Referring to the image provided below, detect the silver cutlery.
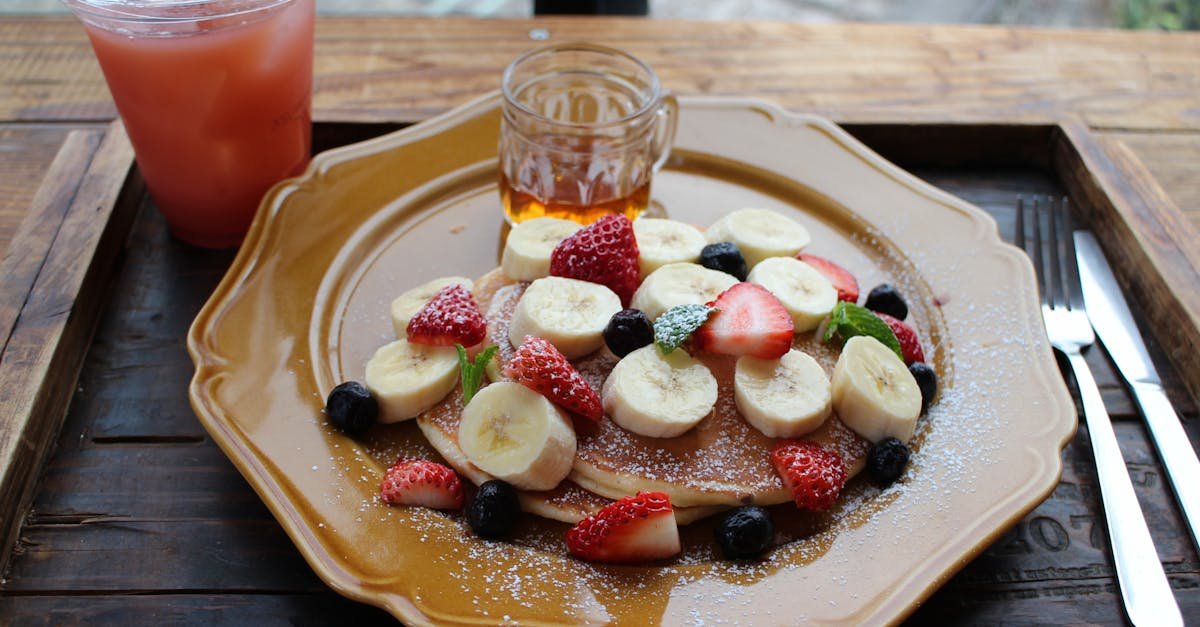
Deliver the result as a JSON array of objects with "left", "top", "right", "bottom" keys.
[
  {"left": 1075, "top": 230, "right": 1200, "bottom": 557},
  {"left": 1016, "top": 197, "right": 1182, "bottom": 627}
]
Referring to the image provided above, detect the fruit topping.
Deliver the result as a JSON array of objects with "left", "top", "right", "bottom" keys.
[
  {"left": 323, "top": 381, "right": 378, "bottom": 436},
  {"left": 908, "top": 361, "right": 938, "bottom": 414},
  {"left": 602, "top": 345, "right": 718, "bottom": 438},
  {"left": 380, "top": 459, "right": 464, "bottom": 510},
  {"left": 633, "top": 218, "right": 707, "bottom": 278},
  {"left": 734, "top": 349, "right": 832, "bottom": 438},
  {"left": 406, "top": 284, "right": 486, "bottom": 347},
  {"left": 550, "top": 214, "right": 641, "bottom": 305},
  {"left": 831, "top": 336, "right": 922, "bottom": 443},
  {"left": 771, "top": 440, "right": 847, "bottom": 512},
  {"left": 714, "top": 505, "right": 775, "bottom": 559},
  {"left": 798, "top": 253, "right": 859, "bottom": 303},
  {"left": 458, "top": 381, "right": 577, "bottom": 491},
  {"left": 501, "top": 217, "right": 582, "bottom": 281},
  {"left": 747, "top": 256, "right": 837, "bottom": 332},
  {"left": 508, "top": 276, "right": 622, "bottom": 359},
  {"left": 704, "top": 208, "right": 811, "bottom": 268},
  {"left": 505, "top": 335, "right": 603, "bottom": 421},
  {"left": 456, "top": 344, "right": 497, "bottom": 405},
  {"left": 630, "top": 262, "right": 738, "bottom": 322},
  {"left": 698, "top": 241, "right": 749, "bottom": 281},
  {"left": 694, "top": 282, "right": 794, "bottom": 359},
  {"left": 603, "top": 308, "right": 655, "bottom": 358},
  {"left": 876, "top": 312, "right": 926, "bottom": 364},
  {"left": 467, "top": 479, "right": 522, "bottom": 539},
  {"left": 566, "top": 492, "right": 681, "bottom": 563},
  {"left": 365, "top": 339, "right": 461, "bottom": 423},
  {"left": 653, "top": 303, "right": 718, "bottom": 354},
  {"left": 864, "top": 283, "right": 909, "bottom": 320},
  {"left": 866, "top": 437, "right": 911, "bottom": 487},
  {"left": 821, "top": 301, "right": 903, "bottom": 361},
  {"left": 390, "top": 276, "right": 475, "bottom": 337}
]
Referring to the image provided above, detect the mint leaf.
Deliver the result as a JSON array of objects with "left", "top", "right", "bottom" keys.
[
  {"left": 821, "top": 302, "right": 903, "bottom": 360},
  {"left": 654, "top": 304, "right": 718, "bottom": 354},
  {"left": 457, "top": 344, "right": 497, "bottom": 405}
]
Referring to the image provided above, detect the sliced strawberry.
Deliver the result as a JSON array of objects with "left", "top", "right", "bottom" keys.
[
  {"left": 504, "top": 335, "right": 603, "bottom": 421},
  {"left": 770, "top": 440, "right": 847, "bottom": 511},
  {"left": 693, "top": 282, "right": 794, "bottom": 359},
  {"left": 406, "top": 285, "right": 486, "bottom": 347},
  {"left": 566, "top": 492, "right": 680, "bottom": 563},
  {"left": 798, "top": 253, "right": 859, "bottom": 303},
  {"left": 875, "top": 312, "right": 925, "bottom": 364},
  {"left": 549, "top": 214, "right": 640, "bottom": 305},
  {"left": 380, "top": 459, "right": 464, "bottom": 510}
]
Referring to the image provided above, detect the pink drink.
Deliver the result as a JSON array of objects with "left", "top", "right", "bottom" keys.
[{"left": 72, "top": 0, "right": 314, "bottom": 248}]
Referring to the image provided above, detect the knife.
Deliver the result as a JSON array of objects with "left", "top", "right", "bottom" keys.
[{"left": 1075, "top": 230, "right": 1200, "bottom": 556}]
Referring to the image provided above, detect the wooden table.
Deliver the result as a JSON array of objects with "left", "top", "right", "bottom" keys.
[{"left": 1, "top": 16, "right": 1198, "bottom": 624}]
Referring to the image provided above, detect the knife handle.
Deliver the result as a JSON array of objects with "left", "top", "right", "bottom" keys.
[{"left": 1130, "top": 380, "right": 1200, "bottom": 556}]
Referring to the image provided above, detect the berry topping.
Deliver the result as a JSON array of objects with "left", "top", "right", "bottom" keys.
[
  {"left": 504, "top": 335, "right": 603, "bottom": 421},
  {"left": 798, "top": 253, "right": 859, "bottom": 303},
  {"left": 864, "top": 283, "right": 909, "bottom": 320},
  {"left": 770, "top": 440, "right": 847, "bottom": 511},
  {"left": 566, "top": 492, "right": 680, "bottom": 563},
  {"left": 550, "top": 214, "right": 641, "bottom": 306},
  {"left": 699, "top": 242, "right": 749, "bottom": 281},
  {"left": 876, "top": 312, "right": 925, "bottom": 364},
  {"left": 694, "top": 282, "right": 794, "bottom": 359},
  {"left": 323, "top": 381, "right": 378, "bottom": 436},
  {"left": 715, "top": 505, "right": 775, "bottom": 559},
  {"left": 406, "top": 285, "right": 486, "bottom": 347},
  {"left": 467, "top": 479, "right": 521, "bottom": 539},
  {"left": 603, "top": 308, "right": 654, "bottom": 358},
  {"left": 867, "top": 437, "right": 911, "bottom": 486},
  {"left": 653, "top": 303, "right": 717, "bottom": 354},
  {"left": 908, "top": 361, "right": 938, "bottom": 414},
  {"left": 380, "top": 459, "right": 464, "bottom": 510},
  {"left": 821, "top": 301, "right": 904, "bottom": 361}
]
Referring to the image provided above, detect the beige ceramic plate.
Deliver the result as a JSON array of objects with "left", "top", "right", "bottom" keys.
[{"left": 189, "top": 94, "right": 1076, "bottom": 625}]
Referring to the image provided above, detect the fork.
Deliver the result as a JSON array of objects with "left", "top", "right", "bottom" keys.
[{"left": 1017, "top": 197, "right": 1182, "bottom": 626}]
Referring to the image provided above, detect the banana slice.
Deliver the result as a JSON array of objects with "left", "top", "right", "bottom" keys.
[
  {"left": 390, "top": 276, "right": 475, "bottom": 337},
  {"left": 601, "top": 345, "right": 718, "bottom": 438},
  {"left": 629, "top": 262, "right": 738, "bottom": 322},
  {"left": 747, "top": 257, "right": 837, "bottom": 333},
  {"left": 633, "top": 218, "right": 707, "bottom": 279},
  {"left": 457, "top": 381, "right": 577, "bottom": 491},
  {"left": 735, "top": 348, "right": 832, "bottom": 438},
  {"left": 831, "top": 336, "right": 922, "bottom": 443},
  {"left": 364, "top": 339, "right": 461, "bottom": 423},
  {"left": 705, "top": 208, "right": 811, "bottom": 268},
  {"left": 500, "top": 217, "right": 582, "bottom": 281},
  {"left": 508, "top": 276, "right": 621, "bottom": 359}
]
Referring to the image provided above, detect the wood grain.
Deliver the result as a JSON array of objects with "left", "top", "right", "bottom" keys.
[
  {"left": 1105, "top": 130, "right": 1200, "bottom": 231},
  {"left": 0, "top": 125, "right": 85, "bottom": 257}
]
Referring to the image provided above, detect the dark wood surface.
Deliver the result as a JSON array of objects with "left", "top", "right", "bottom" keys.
[{"left": 0, "top": 123, "right": 1197, "bottom": 624}]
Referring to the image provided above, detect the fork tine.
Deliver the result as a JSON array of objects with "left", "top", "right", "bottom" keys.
[
  {"left": 1047, "top": 196, "right": 1066, "bottom": 308},
  {"left": 1032, "top": 198, "right": 1050, "bottom": 304},
  {"left": 1014, "top": 196, "right": 1026, "bottom": 249},
  {"left": 1060, "top": 197, "right": 1086, "bottom": 312}
]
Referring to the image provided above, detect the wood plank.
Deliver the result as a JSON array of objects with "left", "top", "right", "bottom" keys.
[
  {"left": 0, "top": 594, "right": 395, "bottom": 626},
  {"left": 0, "top": 125, "right": 81, "bottom": 257},
  {"left": 2, "top": 18, "right": 1199, "bottom": 131},
  {"left": 1104, "top": 130, "right": 1200, "bottom": 233},
  {"left": 0, "top": 121, "right": 139, "bottom": 575}
]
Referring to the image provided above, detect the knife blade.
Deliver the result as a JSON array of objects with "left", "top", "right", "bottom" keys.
[{"left": 1075, "top": 230, "right": 1200, "bottom": 555}]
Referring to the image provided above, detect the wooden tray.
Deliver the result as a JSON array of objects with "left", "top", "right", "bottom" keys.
[{"left": 2, "top": 112, "right": 1198, "bottom": 622}]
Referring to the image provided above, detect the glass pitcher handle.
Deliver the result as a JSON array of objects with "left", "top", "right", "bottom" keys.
[{"left": 651, "top": 92, "right": 679, "bottom": 172}]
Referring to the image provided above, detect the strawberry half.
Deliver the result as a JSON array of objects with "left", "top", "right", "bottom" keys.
[
  {"left": 693, "top": 282, "right": 794, "bottom": 359},
  {"left": 566, "top": 492, "right": 681, "bottom": 563},
  {"left": 771, "top": 440, "right": 847, "bottom": 511},
  {"left": 406, "top": 284, "right": 486, "bottom": 347},
  {"left": 549, "top": 214, "right": 640, "bottom": 306},
  {"left": 380, "top": 459, "right": 464, "bottom": 510},
  {"left": 798, "top": 253, "right": 859, "bottom": 303},
  {"left": 876, "top": 312, "right": 925, "bottom": 364},
  {"left": 504, "top": 335, "right": 603, "bottom": 421}
]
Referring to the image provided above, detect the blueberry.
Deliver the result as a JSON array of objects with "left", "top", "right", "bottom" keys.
[
  {"left": 603, "top": 308, "right": 654, "bottom": 357},
  {"left": 699, "top": 242, "right": 749, "bottom": 281},
  {"left": 867, "top": 437, "right": 910, "bottom": 487},
  {"left": 467, "top": 480, "right": 521, "bottom": 539},
  {"left": 864, "top": 283, "right": 908, "bottom": 320},
  {"left": 908, "top": 362, "right": 937, "bottom": 414},
  {"left": 324, "top": 381, "right": 377, "bottom": 436},
  {"left": 714, "top": 505, "right": 774, "bottom": 559}
]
